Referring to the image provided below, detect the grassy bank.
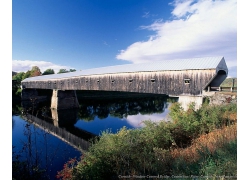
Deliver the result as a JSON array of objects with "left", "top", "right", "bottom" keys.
[{"left": 57, "top": 102, "right": 237, "bottom": 180}]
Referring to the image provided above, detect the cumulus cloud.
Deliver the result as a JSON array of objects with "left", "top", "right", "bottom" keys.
[
  {"left": 12, "top": 60, "right": 75, "bottom": 74},
  {"left": 116, "top": 0, "right": 237, "bottom": 76}
]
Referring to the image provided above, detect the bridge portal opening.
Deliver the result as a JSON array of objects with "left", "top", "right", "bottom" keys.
[{"left": 205, "top": 70, "right": 227, "bottom": 90}]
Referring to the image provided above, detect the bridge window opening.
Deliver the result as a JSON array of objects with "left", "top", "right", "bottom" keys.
[
  {"left": 85, "top": 80, "right": 88, "bottom": 83},
  {"left": 184, "top": 78, "right": 191, "bottom": 84},
  {"left": 111, "top": 80, "right": 115, "bottom": 83},
  {"left": 97, "top": 80, "right": 100, "bottom": 83},
  {"left": 129, "top": 79, "right": 133, "bottom": 83},
  {"left": 75, "top": 81, "right": 78, "bottom": 83},
  {"left": 150, "top": 79, "right": 156, "bottom": 83}
]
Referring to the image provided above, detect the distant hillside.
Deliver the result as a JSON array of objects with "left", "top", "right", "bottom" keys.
[{"left": 220, "top": 78, "right": 237, "bottom": 87}]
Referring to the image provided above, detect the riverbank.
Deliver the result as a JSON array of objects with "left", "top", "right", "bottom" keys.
[
  {"left": 204, "top": 91, "right": 237, "bottom": 105},
  {"left": 57, "top": 100, "right": 237, "bottom": 179}
]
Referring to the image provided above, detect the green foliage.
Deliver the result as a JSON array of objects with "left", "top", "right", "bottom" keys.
[
  {"left": 57, "top": 69, "right": 69, "bottom": 74},
  {"left": 198, "top": 140, "right": 237, "bottom": 176},
  {"left": 42, "top": 68, "right": 55, "bottom": 75},
  {"left": 30, "top": 66, "right": 42, "bottom": 77},
  {"left": 220, "top": 78, "right": 237, "bottom": 87},
  {"left": 12, "top": 72, "right": 25, "bottom": 98},
  {"left": 57, "top": 69, "right": 76, "bottom": 74},
  {"left": 23, "top": 70, "right": 32, "bottom": 79},
  {"left": 12, "top": 66, "right": 43, "bottom": 97},
  {"left": 12, "top": 72, "right": 25, "bottom": 82},
  {"left": 171, "top": 140, "right": 237, "bottom": 177},
  {"left": 57, "top": 103, "right": 237, "bottom": 179},
  {"left": 15, "top": 88, "right": 22, "bottom": 96},
  {"left": 72, "top": 125, "right": 173, "bottom": 179},
  {"left": 169, "top": 102, "right": 237, "bottom": 139}
]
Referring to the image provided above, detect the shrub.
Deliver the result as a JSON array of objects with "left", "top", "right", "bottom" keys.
[{"left": 57, "top": 103, "right": 237, "bottom": 179}]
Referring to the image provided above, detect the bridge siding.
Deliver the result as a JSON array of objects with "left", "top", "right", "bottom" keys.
[{"left": 22, "top": 69, "right": 216, "bottom": 96}]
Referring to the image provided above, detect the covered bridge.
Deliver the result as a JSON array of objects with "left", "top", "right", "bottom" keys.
[{"left": 21, "top": 56, "right": 228, "bottom": 109}]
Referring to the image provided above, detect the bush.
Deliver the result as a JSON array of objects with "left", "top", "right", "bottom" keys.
[{"left": 57, "top": 103, "right": 237, "bottom": 179}]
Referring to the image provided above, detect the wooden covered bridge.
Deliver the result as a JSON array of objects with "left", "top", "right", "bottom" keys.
[{"left": 21, "top": 56, "right": 228, "bottom": 109}]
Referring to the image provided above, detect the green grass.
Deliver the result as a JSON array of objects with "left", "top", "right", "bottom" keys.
[{"left": 220, "top": 78, "right": 237, "bottom": 87}]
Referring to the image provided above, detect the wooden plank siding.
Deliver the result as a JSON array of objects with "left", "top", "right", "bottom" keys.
[{"left": 21, "top": 69, "right": 217, "bottom": 96}]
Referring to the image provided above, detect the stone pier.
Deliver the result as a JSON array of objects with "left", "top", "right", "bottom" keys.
[
  {"left": 177, "top": 95, "right": 204, "bottom": 111},
  {"left": 51, "top": 90, "right": 79, "bottom": 110},
  {"left": 51, "top": 108, "right": 78, "bottom": 127}
]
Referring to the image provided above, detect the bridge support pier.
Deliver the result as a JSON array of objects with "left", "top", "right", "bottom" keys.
[
  {"left": 177, "top": 95, "right": 204, "bottom": 111},
  {"left": 51, "top": 90, "right": 79, "bottom": 110},
  {"left": 51, "top": 108, "right": 78, "bottom": 127}
]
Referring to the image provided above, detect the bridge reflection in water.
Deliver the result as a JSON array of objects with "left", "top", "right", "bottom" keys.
[
  {"left": 20, "top": 92, "right": 178, "bottom": 152},
  {"left": 22, "top": 107, "right": 97, "bottom": 152}
]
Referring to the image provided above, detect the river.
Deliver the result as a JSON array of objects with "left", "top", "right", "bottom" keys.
[{"left": 12, "top": 92, "right": 177, "bottom": 179}]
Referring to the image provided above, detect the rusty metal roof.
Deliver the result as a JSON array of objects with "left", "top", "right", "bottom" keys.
[{"left": 22, "top": 56, "right": 227, "bottom": 82}]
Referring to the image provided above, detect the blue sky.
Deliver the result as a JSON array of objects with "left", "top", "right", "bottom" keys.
[{"left": 11, "top": 0, "right": 237, "bottom": 77}]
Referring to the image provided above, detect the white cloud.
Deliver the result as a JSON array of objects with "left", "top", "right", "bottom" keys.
[
  {"left": 171, "top": 0, "right": 194, "bottom": 18},
  {"left": 12, "top": 60, "right": 75, "bottom": 74},
  {"left": 116, "top": 0, "right": 237, "bottom": 77},
  {"left": 142, "top": 11, "right": 150, "bottom": 18},
  {"left": 123, "top": 109, "right": 170, "bottom": 128}
]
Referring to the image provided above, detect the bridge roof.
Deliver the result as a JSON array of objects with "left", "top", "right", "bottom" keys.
[{"left": 22, "top": 56, "right": 227, "bottom": 81}]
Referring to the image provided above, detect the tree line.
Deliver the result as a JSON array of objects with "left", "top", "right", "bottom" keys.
[{"left": 12, "top": 66, "right": 76, "bottom": 97}]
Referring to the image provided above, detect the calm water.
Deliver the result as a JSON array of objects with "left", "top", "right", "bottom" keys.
[{"left": 12, "top": 92, "right": 176, "bottom": 179}]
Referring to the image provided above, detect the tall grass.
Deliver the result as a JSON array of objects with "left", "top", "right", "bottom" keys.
[
  {"left": 171, "top": 124, "right": 237, "bottom": 176},
  {"left": 57, "top": 102, "right": 237, "bottom": 180}
]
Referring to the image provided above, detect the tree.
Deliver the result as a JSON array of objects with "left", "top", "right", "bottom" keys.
[
  {"left": 12, "top": 72, "right": 25, "bottom": 82},
  {"left": 12, "top": 72, "right": 25, "bottom": 97},
  {"left": 42, "top": 69, "right": 55, "bottom": 75},
  {"left": 30, "top": 66, "right": 42, "bottom": 77},
  {"left": 12, "top": 66, "right": 42, "bottom": 97},
  {"left": 57, "top": 69, "right": 69, "bottom": 74},
  {"left": 23, "top": 70, "right": 31, "bottom": 80},
  {"left": 69, "top": 69, "right": 76, "bottom": 72}
]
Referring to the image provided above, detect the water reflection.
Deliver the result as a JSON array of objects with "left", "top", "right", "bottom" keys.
[
  {"left": 12, "top": 92, "right": 176, "bottom": 179},
  {"left": 12, "top": 115, "right": 82, "bottom": 180},
  {"left": 19, "top": 102, "right": 96, "bottom": 151},
  {"left": 75, "top": 94, "right": 175, "bottom": 135},
  {"left": 13, "top": 100, "right": 95, "bottom": 179},
  {"left": 51, "top": 108, "right": 78, "bottom": 127},
  {"left": 78, "top": 95, "right": 169, "bottom": 121},
  {"left": 16, "top": 93, "right": 174, "bottom": 148}
]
